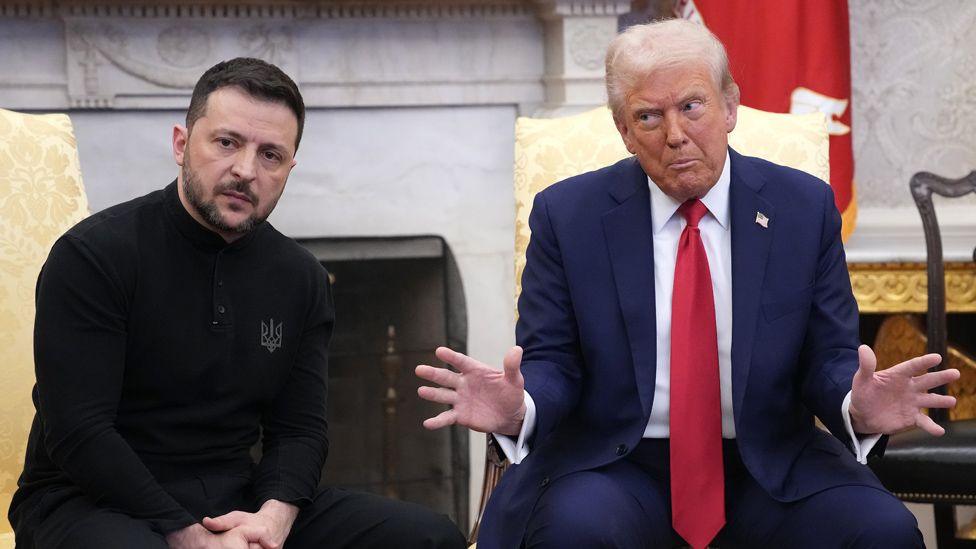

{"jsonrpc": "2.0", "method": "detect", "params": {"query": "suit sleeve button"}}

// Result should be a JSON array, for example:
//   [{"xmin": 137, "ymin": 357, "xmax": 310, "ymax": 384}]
[{"xmin": 615, "ymin": 444, "xmax": 628, "ymax": 456}]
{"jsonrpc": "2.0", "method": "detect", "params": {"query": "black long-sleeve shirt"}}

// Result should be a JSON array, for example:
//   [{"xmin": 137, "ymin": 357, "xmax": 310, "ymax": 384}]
[{"xmin": 11, "ymin": 182, "xmax": 334, "ymax": 534}]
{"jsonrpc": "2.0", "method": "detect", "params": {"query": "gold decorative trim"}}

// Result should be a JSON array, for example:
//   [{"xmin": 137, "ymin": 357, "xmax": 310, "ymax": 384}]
[
  {"xmin": 848, "ymin": 262, "xmax": 976, "ymax": 313},
  {"xmin": 894, "ymin": 491, "xmax": 976, "ymax": 503}
]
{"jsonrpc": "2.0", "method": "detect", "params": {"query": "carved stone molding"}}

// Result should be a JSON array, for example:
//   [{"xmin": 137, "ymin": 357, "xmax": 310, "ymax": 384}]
[
  {"xmin": 849, "ymin": 262, "xmax": 976, "ymax": 314},
  {"xmin": 2, "ymin": 1, "xmax": 545, "ymax": 111},
  {"xmin": 1, "ymin": 0, "xmax": 533, "ymax": 18},
  {"xmin": 533, "ymin": 0, "xmax": 631, "ymax": 18},
  {"xmin": 63, "ymin": 17, "xmax": 297, "ymax": 107},
  {"xmin": 532, "ymin": 0, "xmax": 631, "ymax": 115},
  {"xmin": 567, "ymin": 20, "xmax": 606, "ymax": 71}
]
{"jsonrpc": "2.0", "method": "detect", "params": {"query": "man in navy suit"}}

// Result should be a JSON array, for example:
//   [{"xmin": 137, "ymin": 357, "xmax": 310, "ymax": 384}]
[{"xmin": 416, "ymin": 19, "xmax": 959, "ymax": 548}]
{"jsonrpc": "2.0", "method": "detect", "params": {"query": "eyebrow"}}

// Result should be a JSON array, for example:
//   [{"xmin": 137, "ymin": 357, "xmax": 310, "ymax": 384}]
[{"xmin": 213, "ymin": 128, "xmax": 289, "ymax": 155}]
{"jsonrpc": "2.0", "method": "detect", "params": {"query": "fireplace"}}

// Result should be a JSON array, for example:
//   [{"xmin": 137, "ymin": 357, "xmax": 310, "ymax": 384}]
[{"xmin": 297, "ymin": 236, "xmax": 469, "ymax": 526}]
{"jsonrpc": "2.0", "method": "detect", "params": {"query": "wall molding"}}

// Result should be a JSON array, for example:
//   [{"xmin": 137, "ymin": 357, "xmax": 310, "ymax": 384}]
[{"xmin": 1, "ymin": 1, "xmax": 535, "ymax": 19}]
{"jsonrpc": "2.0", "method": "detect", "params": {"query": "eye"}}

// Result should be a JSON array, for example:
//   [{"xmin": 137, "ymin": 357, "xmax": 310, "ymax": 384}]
[
  {"xmin": 217, "ymin": 137, "xmax": 235, "ymax": 149},
  {"xmin": 683, "ymin": 100, "xmax": 704, "ymax": 114},
  {"xmin": 262, "ymin": 150, "xmax": 283, "ymax": 163},
  {"xmin": 636, "ymin": 111, "xmax": 661, "ymax": 127}
]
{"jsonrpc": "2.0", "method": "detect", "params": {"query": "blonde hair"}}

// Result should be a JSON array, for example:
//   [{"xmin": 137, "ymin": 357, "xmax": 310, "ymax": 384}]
[{"xmin": 605, "ymin": 18, "xmax": 739, "ymax": 119}]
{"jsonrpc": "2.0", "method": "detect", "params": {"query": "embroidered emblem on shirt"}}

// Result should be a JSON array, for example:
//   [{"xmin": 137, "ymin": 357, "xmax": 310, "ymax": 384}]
[
  {"xmin": 261, "ymin": 319, "xmax": 282, "ymax": 353},
  {"xmin": 755, "ymin": 211, "xmax": 769, "ymax": 229}
]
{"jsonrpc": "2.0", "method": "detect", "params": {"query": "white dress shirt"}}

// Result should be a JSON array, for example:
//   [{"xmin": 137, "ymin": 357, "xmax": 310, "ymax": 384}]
[{"xmin": 496, "ymin": 151, "xmax": 879, "ymax": 465}]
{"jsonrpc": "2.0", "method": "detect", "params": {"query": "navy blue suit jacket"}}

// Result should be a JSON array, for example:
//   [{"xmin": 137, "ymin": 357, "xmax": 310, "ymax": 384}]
[{"xmin": 478, "ymin": 149, "xmax": 885, "ymax": 548}]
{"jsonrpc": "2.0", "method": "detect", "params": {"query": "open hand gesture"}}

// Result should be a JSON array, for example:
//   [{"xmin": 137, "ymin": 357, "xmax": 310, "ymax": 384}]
[
  {"xmin": 415, "ymin": 346, "xmax": 527, "ymax": 436},
  {"xmin": 849, "ymin": 344, "xmax": 960, "ymax": 436}
]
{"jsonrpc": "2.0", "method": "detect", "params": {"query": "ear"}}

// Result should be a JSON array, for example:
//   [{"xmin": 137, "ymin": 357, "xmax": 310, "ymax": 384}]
[
  {"xmin": 613, "ymin": 114, "xmax": 638, "ymax": 155},
  {"xmin": 172, "ymin": 124, "xmax": 189, "ymax": 166},
  {"xmin": 724, "ymin": 84, "xmax": 740, "ymax": 134}
]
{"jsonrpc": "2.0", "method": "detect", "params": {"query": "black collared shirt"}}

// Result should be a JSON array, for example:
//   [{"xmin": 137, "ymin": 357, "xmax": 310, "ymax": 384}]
[{"xmin": 12, "ymin": 182, "xmax": 334, "ymax": 534}]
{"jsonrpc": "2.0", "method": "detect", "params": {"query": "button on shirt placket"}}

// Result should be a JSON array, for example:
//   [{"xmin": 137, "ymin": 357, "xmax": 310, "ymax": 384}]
[{"xmin": 213, "ymin": 250, "xmax": 229, "ymax": 327}]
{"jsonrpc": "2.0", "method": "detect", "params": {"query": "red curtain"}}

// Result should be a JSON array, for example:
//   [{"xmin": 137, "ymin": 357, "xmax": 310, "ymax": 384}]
[{"xmin": 677, "ymin": 0, "xmax": 857, "ymax": 239}]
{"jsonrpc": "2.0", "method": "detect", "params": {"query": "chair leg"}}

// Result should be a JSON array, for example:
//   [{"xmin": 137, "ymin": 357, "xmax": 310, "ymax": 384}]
[{"xmin": 933, "ymin": 503, "xmax": 963, "ymax": 548}]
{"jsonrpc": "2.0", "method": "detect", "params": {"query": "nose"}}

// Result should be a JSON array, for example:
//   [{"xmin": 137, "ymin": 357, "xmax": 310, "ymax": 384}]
[
  {"xmin": 230, "ymin": 146, "xmax": 258, "ymax": 183},
  {"xmin": 663, "ymin": 112, "xmax": 688, "ymax": 148}
]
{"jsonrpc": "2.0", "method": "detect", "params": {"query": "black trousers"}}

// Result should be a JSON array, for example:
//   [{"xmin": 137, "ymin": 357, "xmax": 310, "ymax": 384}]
[{"xmin": 14, "ymin": 472, "xmax": 466, "ymax": 549}]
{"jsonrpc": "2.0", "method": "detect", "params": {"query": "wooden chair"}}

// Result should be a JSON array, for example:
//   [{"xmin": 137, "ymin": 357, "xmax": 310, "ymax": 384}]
[
  {"xmin": 468, "ymin": 104, "xmax": 833, "ymax": 545},
  {"xmin": 0, "ymin": 108, "xmax": 90, "ymax": 548},
  {"xmin": 868, "ymin": 170, "xmax": 976, "ymax": 548}
]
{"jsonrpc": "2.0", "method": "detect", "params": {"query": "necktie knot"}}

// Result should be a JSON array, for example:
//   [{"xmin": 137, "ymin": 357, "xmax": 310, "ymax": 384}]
[{"xmin": 678, "ymin": 199, "xmax": 708, "ymax": 228}]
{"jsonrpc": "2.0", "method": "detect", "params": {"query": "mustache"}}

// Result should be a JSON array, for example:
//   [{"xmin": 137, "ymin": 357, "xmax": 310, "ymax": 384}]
[{"xmin": 215, "ymin": 180, "xmax": 258, "ymax": 205}]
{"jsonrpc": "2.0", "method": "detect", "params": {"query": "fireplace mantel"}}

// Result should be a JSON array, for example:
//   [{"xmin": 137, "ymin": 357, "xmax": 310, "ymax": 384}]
[{"xmin": 0, "ymin": 0, "xmax": 630, "ymax": 113}]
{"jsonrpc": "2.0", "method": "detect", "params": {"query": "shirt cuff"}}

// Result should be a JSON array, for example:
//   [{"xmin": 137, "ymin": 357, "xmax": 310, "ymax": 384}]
[
  {"xmin": 493, "ymin": 390, "xmax": 536, "ymax": 465},
  {"xmin": 842, "ymin": 390, "xmax": 882, "ymax": 464}
]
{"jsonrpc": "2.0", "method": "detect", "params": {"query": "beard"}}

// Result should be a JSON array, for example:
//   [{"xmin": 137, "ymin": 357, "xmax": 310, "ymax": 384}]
[{"xmin": 181, "ymin": 155, "xmax": 266, "ymax": 236}]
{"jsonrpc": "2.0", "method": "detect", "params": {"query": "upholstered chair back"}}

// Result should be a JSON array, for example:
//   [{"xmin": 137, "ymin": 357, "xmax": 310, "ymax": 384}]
[
  {"xmin": 513, "ymin": 105, "xmax": 830, "ymax": 299},
  {"xmin": 0, "ymin": 108, "xmax": 89, "ymax": 545}
]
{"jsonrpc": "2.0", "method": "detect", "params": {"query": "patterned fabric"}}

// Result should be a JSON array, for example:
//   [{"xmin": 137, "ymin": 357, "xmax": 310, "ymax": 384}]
[
  {"xmin": 0, "ymin": 108, "xmax": 89, "ymax": 542},
  {"xmin": 513, "ymin": 105, "xmax": 830, "ymax": 299}
]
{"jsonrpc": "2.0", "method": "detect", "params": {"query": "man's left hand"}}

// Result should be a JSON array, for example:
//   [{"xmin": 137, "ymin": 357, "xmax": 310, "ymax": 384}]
[
  {"xmin": 849, "ymin": 344, "xmax": 960, "ymax": 436},
  {"xmin": 202, "ymin": 499, "xmax": 299, "ymax": 549}
]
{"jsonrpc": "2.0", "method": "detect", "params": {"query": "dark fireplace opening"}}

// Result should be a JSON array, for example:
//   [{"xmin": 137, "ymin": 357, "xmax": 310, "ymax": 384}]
[{"xmin": 296, "ymin": 236, "xmax": 469, "ymax": 527}]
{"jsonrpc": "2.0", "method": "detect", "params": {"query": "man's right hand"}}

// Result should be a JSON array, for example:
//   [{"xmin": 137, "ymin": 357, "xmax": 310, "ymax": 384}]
[
  {"xmin": 166, "ymin": 523, "xmax": 256, "ymax": 549},
  {"xmin": 416, "ymin": 346, "xmax": 526, "ymax": 436}
]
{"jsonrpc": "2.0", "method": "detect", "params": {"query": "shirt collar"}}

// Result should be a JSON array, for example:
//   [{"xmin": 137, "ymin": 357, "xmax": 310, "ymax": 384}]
[{"xmin": 648, "ymin": 149, "xmax": 731, "ymax": 234}]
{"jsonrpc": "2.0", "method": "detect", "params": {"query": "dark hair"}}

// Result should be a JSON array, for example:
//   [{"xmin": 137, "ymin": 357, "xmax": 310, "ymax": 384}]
[{"xmin": 186, "ymin": 57, "xmax": 305, "ymax": 150}]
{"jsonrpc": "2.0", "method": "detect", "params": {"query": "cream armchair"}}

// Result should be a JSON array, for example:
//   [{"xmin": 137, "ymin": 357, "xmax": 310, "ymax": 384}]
[
  {"xmin": 0, "ymin": 108, "xmax": 89, "ymax": 548},
  {"xmin": 468, "ymin": 105, "xmax": 830, "ymax": 545}
]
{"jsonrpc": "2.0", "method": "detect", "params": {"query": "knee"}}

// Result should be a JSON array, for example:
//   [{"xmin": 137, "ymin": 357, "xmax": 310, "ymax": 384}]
[
  {"xmin": 525, "ymin": 471, "xmax": 665, "ymax": 548},
  {"xmin": 852, "ymin": 503, "xmax": 923, "ymax": 548},
  {"xmin": 526, "ymin": 509, "xmax": 627, "ymax": 547},
  {"xmin": 379, "ymin": 504, "xmax": 466, "ymax": 549},
  {"xmin": 55, "ymin": 515, "xmax": 167, "ymax": 549}
]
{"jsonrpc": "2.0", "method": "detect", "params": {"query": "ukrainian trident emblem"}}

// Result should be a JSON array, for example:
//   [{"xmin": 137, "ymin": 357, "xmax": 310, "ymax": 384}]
[{"xmin": 261, "ymin": 319, "xmax": 282, "ymax": 353}]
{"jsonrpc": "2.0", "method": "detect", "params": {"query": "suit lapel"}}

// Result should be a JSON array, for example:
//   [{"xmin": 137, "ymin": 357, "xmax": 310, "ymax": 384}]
[
  {"xmin": 728, "ymin": 149, "xmax": 775, "ymax": 421},
  {"xmin": 602, "ymin": 158, "xmax": 657, "ymax": 419}
]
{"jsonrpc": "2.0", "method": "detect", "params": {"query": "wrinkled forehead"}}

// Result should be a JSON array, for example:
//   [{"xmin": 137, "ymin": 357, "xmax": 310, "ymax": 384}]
[
  {"xmin": 628, "ymin": 62, "xmax": 721, "ymax": 101},
  {"xmin": 197, "ymin": 87, "xmax": 299, "ymax": 153}
]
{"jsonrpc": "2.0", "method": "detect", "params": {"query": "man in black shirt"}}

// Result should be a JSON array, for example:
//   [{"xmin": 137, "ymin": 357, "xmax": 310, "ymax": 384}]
[{"xmin": 9, "ymin": 58, "xmax": 466, "ymax": 549}]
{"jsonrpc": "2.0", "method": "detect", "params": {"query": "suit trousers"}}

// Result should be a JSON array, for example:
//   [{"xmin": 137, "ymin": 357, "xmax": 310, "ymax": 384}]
[
  {"xmin": 13, "ymin": 471, "xmax": 466, "ymax": 549},
  {"xmin": 522, "ymin": 438, "xmax": 923, "ymax": 548}
]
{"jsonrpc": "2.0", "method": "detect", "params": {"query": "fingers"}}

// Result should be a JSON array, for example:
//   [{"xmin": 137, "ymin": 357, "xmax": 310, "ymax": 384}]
[
  {"xmin": 854, "ymin": 344, "xmax": 882, "ymax": 387},
  {"xmin": 896, "ymin": 353, "xmax": 943, "ymax": 376},
  {"xmin": 502, "ymin": 346, "xmax": 523, "ymax": 384},
  {"xmin": 916, "ymin": 392, "xmax": 957, "ymax": 410},
  {"xmin": 204, "ymin": 512, "xmax": 248, "ymax": 532},
  {"xmin": 422, "ymin": 409, "xmax": 457, "ymax": 430},
  {"xmin": 417, "ymin": 385, "xmax": 457, "ymax": 405},
  {"xmin": 415, "ymin": 364, "xmax": 459, "ymax": 388},
  {"xmin": 914, "ymin": 368, "xmax": 961, "ymax": 391},
  {"xmin": 856, "ymin": 344, "xmax": 877, "ymax": 378},
  {"xmin": 240, "ymin": 526, "xmax": 273, "ymax": 544},
  {"xmin": 434, "ymin": 346, "xmax": 484, "ymax": 373},
  {"xmin": 915, "ymin": 412, "xmax": 946, "ymax": 436}
]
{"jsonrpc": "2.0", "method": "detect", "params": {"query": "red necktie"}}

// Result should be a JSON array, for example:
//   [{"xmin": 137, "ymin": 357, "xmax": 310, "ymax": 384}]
[{"xmin": 670, "ymin": 199, "xmax": 724, "ymax": 549}]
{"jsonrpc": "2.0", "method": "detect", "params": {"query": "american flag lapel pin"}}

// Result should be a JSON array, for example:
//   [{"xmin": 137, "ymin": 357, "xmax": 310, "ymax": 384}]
[{"xmin": 755, "ymin": 211, "xmax": 769, "ymax": 228}]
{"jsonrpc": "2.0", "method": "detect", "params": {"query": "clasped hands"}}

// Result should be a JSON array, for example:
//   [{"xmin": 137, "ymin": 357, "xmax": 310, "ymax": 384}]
[
  {"xmin": 417, "ymin": 344, "xmax": 961, "ymax": 439},
  {"xmin": 166, "ymin": 499, "xmax": 298, "ymax": 549}
]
